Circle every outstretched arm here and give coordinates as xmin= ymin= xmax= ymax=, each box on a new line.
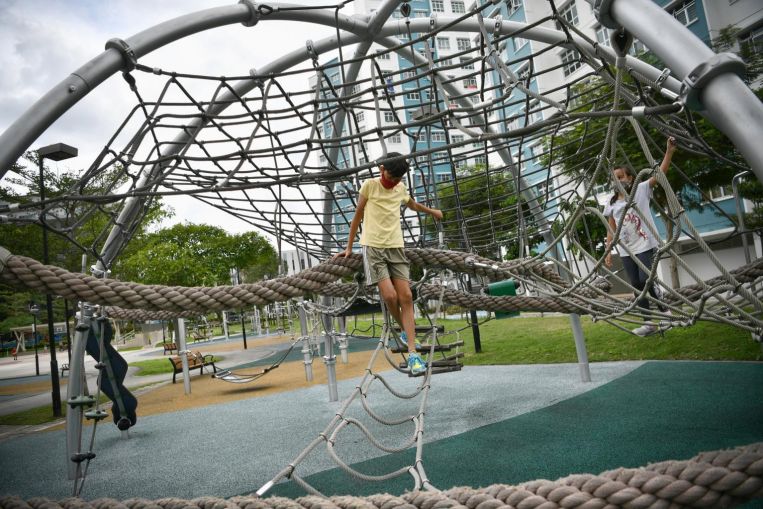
xmin=605 ymin=215 xmax=617 ymax=268
xmin=406 ymin=198 xmax=443 ymax=221
xmin=649 ymin=136 xmax=677 ymax=187
xmin=333 ymin=194 xmax=367 ymax=258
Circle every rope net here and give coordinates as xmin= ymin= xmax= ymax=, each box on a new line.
xmin=1 ymin=0 xmax=762 ymax=502
xmin=3 ymin=1 xmax=760 ymax=336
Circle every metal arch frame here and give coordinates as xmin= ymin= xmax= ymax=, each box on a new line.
xmin=0 ymin=0 xmax=756 ymax=482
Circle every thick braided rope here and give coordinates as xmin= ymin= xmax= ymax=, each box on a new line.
xmin=1 ymin=443 xmax=760 ymax=509
xmin=1 ymin=247 xmax=760 ymax=317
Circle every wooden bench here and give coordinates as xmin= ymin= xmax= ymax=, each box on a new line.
xmin=190 ymin=329 xmax=211 ymax=343
xmin=162 ymin=342 xmax=177 ymax=355
xmin=168 ymin=351 xmax=217 ymax=383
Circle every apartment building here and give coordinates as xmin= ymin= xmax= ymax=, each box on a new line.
xmin=315 ymin=0 xmax=761 ymax=284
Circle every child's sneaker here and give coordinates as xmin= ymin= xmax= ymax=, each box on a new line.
xmin=633 ymin=323 xmax=658 ymax=336
xmin=407 ymin=352 xmax=427 ymax=374
xmin=400 ymin=331 xmax=421 ymax=350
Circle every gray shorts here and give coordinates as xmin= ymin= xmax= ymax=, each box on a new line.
xmin=362 ymin=246 xmax=410 ymax=285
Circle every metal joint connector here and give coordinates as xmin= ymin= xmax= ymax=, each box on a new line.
xmin=238 ymin=0 xmax=260 ymax=27
xmin=632 ymin=105 xmax=646 ymax=118
xmin=680 ymin=52 xmax=746 ymax=111
xmin=105 ymin=38 xmax=137 ymax=72
xmin=593 ymin=0 xmax=619 ymax=29
xmin=493 ymin=16 xmax=502 ymax=36
xmin=655 ymin=68 xmax=671 ymax=88
xmin=429 ymin=13 xmax=436 ymax=31
xmin=305 ymin=40 xmax=319 ymax=62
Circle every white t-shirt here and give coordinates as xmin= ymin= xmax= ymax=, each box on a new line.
xmin=604 ymin=180 xmax=660 ymax=257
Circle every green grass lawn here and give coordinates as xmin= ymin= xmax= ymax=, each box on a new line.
xmin=0 ymin=393 xmax=112 ymax=426
xmin=346 ymin=314 xmax=762 ymax=364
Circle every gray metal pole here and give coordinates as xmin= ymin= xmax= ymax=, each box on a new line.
xmin=322 ymin=313 xmax=338 ymax=402
xmin=65 ymin=303 xmax=92 ymax=480
xmin=569 ymin=313 xmax=591 ymax=383
xmin=298 ymin=303 xmax=313 ymax=381
xmin=174 ymin=318 xmax=191 ymax=395
xmin=733 ymin=171 xmax=753 ymax=265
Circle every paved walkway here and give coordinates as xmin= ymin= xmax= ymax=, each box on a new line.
xmin=0 ymin=332 xmax=286 ymax=423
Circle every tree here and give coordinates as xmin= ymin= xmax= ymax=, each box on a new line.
xmin=113 ymin=223 xmax=278 ymax=287
xmin=430 ymin=165 xmax=544 ymax=261
xmin=0 ymin=151 xmax=171 ymax=332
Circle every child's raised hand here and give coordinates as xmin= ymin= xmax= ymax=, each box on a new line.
xmin=431 ymin=209 xmax=443 ymax=221
xmin=666 ymin=136 xmax=677 ymax=153
xmin=333 ymin=248 xmax=351 ymax=259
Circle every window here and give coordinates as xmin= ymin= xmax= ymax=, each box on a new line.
xmin=529 ymin=143 xmax=543 ymax=160
xmin=672 ymin=1 xmax=697 ymax=27
xmin=388 ymin=132 xmax=402 ymax=143
xmin=432 ymin=0 xmax=445 ymax=12
xmin=436 ymin=172 xmax=453 ymax=182
xmin=512 ymin=37 xmax=528 ymax=52
xmin=457 ymin=38 xmax=471 ymax=51
xmin=431 ymin=131 xmax=446 ymax=142
xmin=440 ymin=57 xmax=453 ymax=67
xmin=463 ymin=77 xmax=478 ymax=88
xmin=707 ymin=185 xmax=733 ymax=201
xmin=516 ymin=62 xmax=530 ymax=81
xmin=528 ymin=101 xmax=543 ymax=123
xmin=406 ymin=91 xmax=420 ymax=100
xmin=474 ymin=155 xmax=487 ymax=166
xmin=414 ymin=9 xmax=428 ymax=18
xmin=460 ymin=57 xmax=474 ymax=70
xmin=739 ymin=26 xmax=763 ymax=55
xmin=355 ymin=111 xmax=365 ymax=122
xmin=451 ymin=134 xmax=464 ymax=143
xmin=629 ymin=39 xmax=647 ymax=55
xmin=595 ymin=25 xmax=611 ymax=47
xmin=436 ymin=37 xmax=450 ymax=50
xmin=451 ymin=1 xmax=465 ymax=13
xmin=453 ymin=158 xmax=466 ymax=170
xmin=560 ymin=48 xmax=582 ymax=76
xmin=358 ymin=155 xmax=368 ymax=165
xmin=555 ymin=2 xmax=579 ymax=30
xmin=506 ymin=0 xmax=521 ymax=15
xmin=376 ymin=49 xmax=391 ymax=60
xmin=384 ymin=111 xmax=395 ymax=122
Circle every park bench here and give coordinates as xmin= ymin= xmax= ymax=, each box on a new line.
xmin=162 ymin=342 xmax=177 ymax=355
xmin=190 ymin=329 xmax=211 ymax=343
xmin=168 ymin=351 xmax=217 ymax=383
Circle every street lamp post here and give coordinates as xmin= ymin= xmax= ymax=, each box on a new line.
xmin=29 ymin=302 xmax=40 ymax=375
xmin=37 ymin=142 xmax=77 ymax=418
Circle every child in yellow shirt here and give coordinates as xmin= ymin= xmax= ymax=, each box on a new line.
xmin=335 ymin=152 xmax=443 ymax=374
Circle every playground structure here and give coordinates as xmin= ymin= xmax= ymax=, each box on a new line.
xmin=0 ymin=0 xmax=762 ymax=504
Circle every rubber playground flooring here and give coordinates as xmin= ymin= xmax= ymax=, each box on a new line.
xmin=0 ymin=357 xmax=760 ymax=505
xmin=267 ymin=361 xmax=763 ymax=504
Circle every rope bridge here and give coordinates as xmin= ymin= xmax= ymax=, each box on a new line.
xmin=2 ymin=246 xmax=761 ymax=333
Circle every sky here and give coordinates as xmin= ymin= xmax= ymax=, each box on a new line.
xmin=0 ymin=0 xmax=343 ymax=243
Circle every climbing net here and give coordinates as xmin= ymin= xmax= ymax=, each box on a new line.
xmin=2 ymin=0 xmax=760 ymax=337
xmin=0 ymin=1 xmax=762 ymax=500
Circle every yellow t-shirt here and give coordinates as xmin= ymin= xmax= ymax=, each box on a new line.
xmin=359 ymin=178 xmax=411 ymax=248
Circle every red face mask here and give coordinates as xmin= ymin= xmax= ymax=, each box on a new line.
xmin=380 ymin=173 xmax=399 ymax=189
